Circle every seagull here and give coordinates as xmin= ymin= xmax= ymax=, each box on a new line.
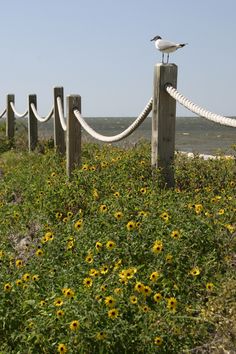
xmin=150 ymin=35 xmax=187 ymax=64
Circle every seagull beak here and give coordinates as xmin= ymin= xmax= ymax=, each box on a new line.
xmin=150 ymin=38 xmax=155 ymax=41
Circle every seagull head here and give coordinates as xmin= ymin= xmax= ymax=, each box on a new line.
xmin=150 ymin=35 xmax=162 ymax=42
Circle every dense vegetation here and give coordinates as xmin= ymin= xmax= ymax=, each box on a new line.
xmin=0 ymin=132 xmax=235 ymax=353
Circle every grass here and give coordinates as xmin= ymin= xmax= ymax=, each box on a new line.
xmin=0 ymin=133 xmax=235 ymax=354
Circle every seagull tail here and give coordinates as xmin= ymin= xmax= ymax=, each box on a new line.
xmin=178 ymin=43 xmax=188 ymax=48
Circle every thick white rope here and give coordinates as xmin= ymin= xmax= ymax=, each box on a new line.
xmin=30 ymin=103 xmax=54 ymax=122
xmin=56 ymin=97 xmax=67 ymax=131
xmin=10 ymin=102 xmax=28 ymax=118
xmin=166 ymin=85 xmax=236 ymax=128
xmin=0 ymin=108 xmax=6 ymax=118
xmin=73 ymin=98 xmax=153 ymax=143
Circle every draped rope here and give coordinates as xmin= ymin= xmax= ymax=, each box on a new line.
xmin=30 ymin=103 xmax=54 ymax=122
xmin=0 ymin=108 xmax=6 ymax=118
xmin=73 ymin=98 xmax=153 ymax=143
xmin=56 ymin=97 xmax=67 ymax=131
xmin=165 ymin=84 xmax=236 ymax=128
xmin=10 ymin=102 xmax=28 ymax=118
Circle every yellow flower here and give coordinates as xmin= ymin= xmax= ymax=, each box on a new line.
xmin=57 ymin=343 xmax=67 ymax=353
xmin=206 ymin=282 xmax=214 ymax=292
xmin=142 ymin=285 xmax=152 ymax=297
xmin=217 ymin=209 xmax=225 ymax=215
xmin=129 ymin=295 xmax=138 ymax=304
xmin=138 ymin=210 xmax=148 ymax=217
xmin=54 ymin=298 xmax=64 ymax=307
xmin=100 ymin=265 xmax=109 ymax=274
xmin=82 ymin=164 xmax=89 ymax=171
xmin=225 ymin=224 xmax=235 ymax=233
xmin=152 ymin=240 xmax=163 ymax=254
xmin=153 ymin=293 xmax=162 ymax=303
xmin=22 ymin=273 xmax=31 ymax=282
xmin=40 ymin=300 xmax=47 ymax=306
xmin=99 ymin=204 xmax=108 ymax=213
xmin=56 ymin=309 xmax=64 ymax=317
xmin=149 ymin=271 xmax=160 ymax=282
xmin=96 ymin=331 xmax=107 ymax=340
xmin=74 ymin=219 xmax=83 ymax=231
xmin=167 ymin=297 xmax=177 ymax=311
xmin=195 ymin=204 xmax=203 ymax=214
xmin=15 ymin=279 xmax=23 ymax=286
xmin=165 ymin=254 xmax=173 ymax=263
xmin=160 ymin=212 xmax=169 ymax=222
xmin=126 ymin=221 xmax=136 ymax=231
xmin=32 ymin=275 xmax=39 ymax=281
xmin=85 ymin=254 xmax=93 ymax=264
xmin=63 ymin=288 xmax=75 ymax=298
xmin=90 ymin=268 xmax=100 ymax=277
xmin=45 ymin=231 xmax=54 ymax=241
xmin=171 ymin=230 xmax=180 ymax=240
xmin=15 ymin=259 xmax=23 ymax=268
xmin=95 ymin=241 xmax=103 ymax=252
xmin=69 ymin=320 xmax=80 ymax=331
xmin=83 ymin=277 xmax=93 ymax=288
xmin=114 ymin=191 xmax=120 ymax=198
xmin=100 ymin=284 xmax=108 ymax=292
xmin=56 ymin=212 xmax=63 ymax=220
xmin=104 ymin=296 xmax=116 ymax=308
xmin=134 ymin=282 xmax=144 ymax=293
xmin=154 ymin=337 xmax=163 ymax=346
xmin=140 ymin=187 xmax=147 ymax=194
xmin=142 ymin=305 xmax=150 ymax=312
xmin=106 ymin=240 xmax=116 ymax=250
xmin=4 ymin=283 xmax=12 ymax=292
xmin=190 ymin=267 xmax=201 ymax=276
xmin=108 ymin=308 xmax=119 ymax=319
xmin=114 ymin=211 xmax=123 ymax=220
xmin=35 ymin=249 xmax=43 ymax=257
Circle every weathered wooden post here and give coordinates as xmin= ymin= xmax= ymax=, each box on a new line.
xmin=6 ymin=94 xmax=15 ymax=139
xmin=66 ymin=95 xmax=81 ymax=177
xmin=152 ymin=63 xmax=177 ymax=188
xmin=28 ymin=95 xmax=38 ymax=151
xmin=54 ymin=87 xmax=66 ymax=154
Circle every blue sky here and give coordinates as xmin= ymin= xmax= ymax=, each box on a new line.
xmin=0 ymin=0 xmax=236 ymax=117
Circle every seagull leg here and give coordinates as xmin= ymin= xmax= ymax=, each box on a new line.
xmin=162 ymin=53 xmax=164 ymax=64
xmin=167 ymin=53 xmax=169 ymax=63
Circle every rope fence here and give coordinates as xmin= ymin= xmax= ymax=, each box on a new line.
xmin=74 ymin=98 xmax=153 ymax=143
xmin=165 ymin=84 xmax=236 ymax=128
xmin=0 ymin=108 xmax=6 ymax=118
xmin=30 ymin=103 xmax=54 ymax=123
xmin=10 ymin=102 xmax=28 ymax=118
xmin=0 ymin=63 xmax=235 ymax=185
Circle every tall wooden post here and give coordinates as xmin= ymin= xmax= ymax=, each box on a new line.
xmin=28 ymin=95 xmax=38 ymax=151
xmin=152 ymin=64 xmax=177 ymax=188
xmin=54 ymin=87 xmax=66 ymax=154
xmin=6 ymin=94 xmax=15 ymax=139
xmin=66 ymin=95 xmax=81 ymax=177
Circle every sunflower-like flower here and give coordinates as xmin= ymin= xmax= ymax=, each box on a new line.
xmin=108 ymin=308 xmax=119 ymax=319
xmin=69 ymin=320 xmax=80 ymax=331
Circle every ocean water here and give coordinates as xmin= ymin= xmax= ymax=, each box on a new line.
xmin=78 ymin=116 xmax=236 ymax=154
xmin=13 ymin=116 xmax=236 ymax=155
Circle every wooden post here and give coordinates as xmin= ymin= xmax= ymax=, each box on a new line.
xmin=6 ymin=94 xmax=15 ymax=139
xmin=54 ymin=87 xmax=66 ymax=154
xmin=66 ymin=95 xmax=81 ymax=177
xmin=152 ymin=63 xmax=177 ymax=188
xmin=28 ymin=95 xmax=38 ymax=151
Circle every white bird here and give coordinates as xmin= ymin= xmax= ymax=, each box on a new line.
xmin=150 ymin=35 xmax=187 ymax=64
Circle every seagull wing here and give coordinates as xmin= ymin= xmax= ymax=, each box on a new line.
xmin=157 ymin=39 xmax=178 ymax=51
